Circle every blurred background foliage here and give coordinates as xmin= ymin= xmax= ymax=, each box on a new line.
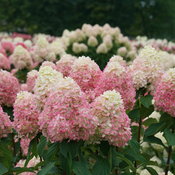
xmin=0 ymin=0 xmax=175 ymax=39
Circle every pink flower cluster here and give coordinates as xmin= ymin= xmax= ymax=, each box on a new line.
xmin=0 ymin=106 xmax=12 ymax=138
xmin=56 ymin=54 xmax=77 ymax=77
xmin=13 ymin=91 xmax=40 ymax=137
xmin=95 ymin=56 xmax=136 ymax=110
xmin=91 ymin=90 xmax=131 ymax=147
xmin=39 ymin=77 xmax=98 ymax=142
xmin=0 ymin=70 xmax=20 ymax=106
xmin=154 ymin=68 xmax=175 ymax=117
xmin=0 ymin=53 xmax=10 ymax=70
xmin=70 ymin=56 xmax=102 ymax=101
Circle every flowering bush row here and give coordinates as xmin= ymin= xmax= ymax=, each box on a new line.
xmin=0 ymin=25 xmax=175 ymax=175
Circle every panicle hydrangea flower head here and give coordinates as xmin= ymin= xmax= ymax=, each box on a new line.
xmin=117 ymin=47 xmax=127 ymax=57
xmin=91 ymin=90 xmax=131 ymax=147
xmin=0 ymin=53 xmax=10 ymax=70
xmin=15 ymin=156 xmax=40 ymax=175
xmin=130 ymin=46 xmax=164 ymax=90
xmin=38 ymin=77 xmax=88 ymax=137
xmin=56 ymin=54 xmax=77 ymax=77
xmin=109 ymin=55 xmax=126 ymax=66
xmin=10 ymin=45 xmax=33 ymax=70
xmin=1 ymin=40 xmax=14 ymax=54
xmin=67 ymin=107 xmax=98 ymax=141
xmin=49 ymin=39 xmax=66 ymax=56
xmin=70 ymin=56 xmax=102 ymax=101
xmin=154 ymin=68 xmax=175 ymax=117
xmin=87 ymin=36 xmax=98 ymax=47
xmin=0 ymin=106 xmax=12 ymax=138
xmin=40 ymin=61 xmax=57 ymax=70
xmin=95 ymin=60 xmax=136 ymax=110
xmin=13 ymin=91 xmax=40 ymax=137
xmin=26 ymin=70 xmax=39 ymax=92
xmin=0 ymin=70 xmax=20 ymax=106
xmin=32 ymin=36 xmax=56 ymax=63
xmin=34 ymin=66 xmax=63 ymax=106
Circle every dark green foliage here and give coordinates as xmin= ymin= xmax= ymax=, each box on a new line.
xmin=0 ymin=0 xmax=175 ymax=39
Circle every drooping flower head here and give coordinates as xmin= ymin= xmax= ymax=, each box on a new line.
xmin=95 ymin=58 xmax=136 ymax=110
xmin=154 ymin=68 xmax=175 ymax=117
xmin=0 ymin=70 xmax=20 ymax=106
xmin=13 ymin=91 xmax=40 ymax=137
xmin=0 ymin=106 xmax=12 ymax=138
xmin=91 ymin=90 xmax=131 ymax=147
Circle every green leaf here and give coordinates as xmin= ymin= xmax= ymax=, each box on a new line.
xmin=144 ymin=122 xmax=165 ymax=137
xmin=115 ymin=153 xmax=135 ymax=172
xmin=127 ymin=140 xmax=147 ymax=163
xmin=140 ymin=95 xmax=153 ymax=108
xmin=143 ymin=118 xmax=157 ymax=127
xmin=163 ymin=129 xmax=175 ymax=146
xmin=143 ymin=136 xmax=164 ymax=146
xmin=11 ymin=167 xmax=35 ymax=174
xmin=146 ymin=167 xmax=158 ymax=175
xmin=99 ymin=141 xmax=110 ymax=156
xmin=0 ymin=163 xmax=8 ymax=175
xmin=73 ymin=159 xmax=91 ymax=175
xmin=60 ymin=140 xmax=83 ymax=158
xmin=128 ymin=109 xmax=140 ymax=122
xmin=92 ymin=157 xmax=110 ymax=175
xmin=45 ymin=142 xmax=59 ymax=160
xmin=37 ymin=136 xmax=47 ymax=157
xmin=37 ymin=162 xmax=55 ymax=175
xmin=140 ymin=105 xmax=154 ymax=118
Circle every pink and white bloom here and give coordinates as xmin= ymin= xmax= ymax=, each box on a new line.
xmin=13 ymin=91 xmax=40 ymax=137
xmin=91 ymin=90 xmax=131 ymax=147
xmin=0 ymin=70 xmax=20 ymax=106
xmin=154 ymin=68 xmax=175 ymax=117
xmin=0 ymin=106 xmax=12 ymax=138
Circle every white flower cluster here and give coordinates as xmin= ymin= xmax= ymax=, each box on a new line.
xmin=34 ymin=66 xmax=63 ymax=106
xmin=61 ymin=24 xmax=136 ymax=60
xmin=10 ymin=45 xmax=33 ymax=70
